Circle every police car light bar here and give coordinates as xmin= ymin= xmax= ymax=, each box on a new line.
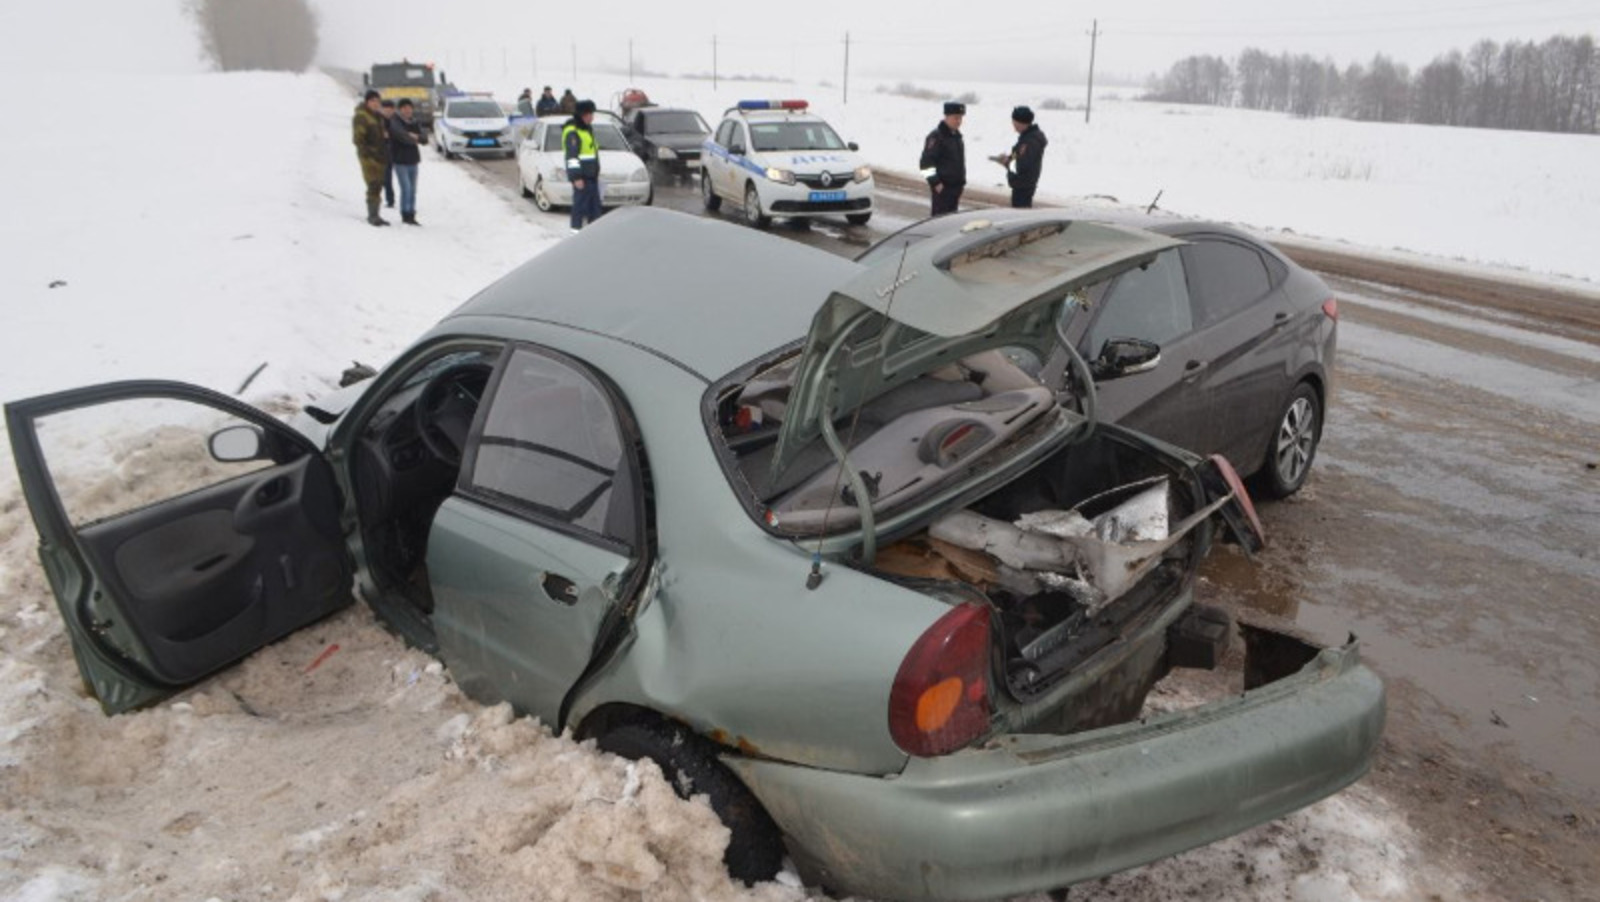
xmin=737 ymin=99 xmax=808 ymax=111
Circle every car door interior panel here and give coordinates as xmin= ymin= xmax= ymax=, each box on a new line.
xmin=73 ymin=453 xmax=348 ymax=685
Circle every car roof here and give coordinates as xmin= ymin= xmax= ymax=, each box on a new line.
xmin=446 ymin=208 xmax=862 ymax=381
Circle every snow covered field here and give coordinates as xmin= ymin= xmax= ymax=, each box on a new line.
xmin=465 ymin=68 xmax=1600 ymax=287
xmin=0 ymin=6 xmax=1526 ymax=900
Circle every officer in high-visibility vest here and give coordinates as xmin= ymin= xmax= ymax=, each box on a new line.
xmin=563 ymin=99 xmax=601 ymax=232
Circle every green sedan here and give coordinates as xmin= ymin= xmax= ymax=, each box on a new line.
xmin=6 ymin=207 xmax=1383 ymax=901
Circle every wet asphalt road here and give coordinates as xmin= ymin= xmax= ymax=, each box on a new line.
xmin=451 ymin=153 xmax=1600 ymax=893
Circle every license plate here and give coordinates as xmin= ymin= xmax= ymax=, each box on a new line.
xmin=808 ymin=190 xmax=846 ymax=202
xmin=468 ymin=138 xmax=496 ymax=147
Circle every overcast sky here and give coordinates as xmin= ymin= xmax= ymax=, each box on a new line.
xmin=313 ymin=0 xmax=1600 ymax=85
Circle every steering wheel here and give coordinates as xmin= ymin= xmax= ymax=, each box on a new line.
xmin=414 ymin=363 xmax=492 ymax=466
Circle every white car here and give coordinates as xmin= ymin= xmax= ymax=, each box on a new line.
xmin=433 ymin=94 xmax=514 ymax=159
xmin=701 ymin=100 xmax=874 ymax=229
xmin=515 ymin=116 xmax=653 ymax=213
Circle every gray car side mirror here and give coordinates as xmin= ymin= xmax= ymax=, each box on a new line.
xmin=209 ymin=424 xmax=270 ymax=463
xmin=1092 ymin=338 xmax=1162 ymax=380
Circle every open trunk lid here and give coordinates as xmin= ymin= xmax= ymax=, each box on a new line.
xmin=768 ymin=219 xmax=1184 ymax=485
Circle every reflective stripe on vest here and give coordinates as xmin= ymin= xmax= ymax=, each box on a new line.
xmin=562 ymin=124 xmax=598 ymax=169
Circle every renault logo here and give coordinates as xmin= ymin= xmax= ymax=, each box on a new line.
xmin=819 ymin=171 xmax=833 ymax=187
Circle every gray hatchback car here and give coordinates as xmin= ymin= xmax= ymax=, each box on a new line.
xmin=8 ymin=208 xmax=1382 ymax=901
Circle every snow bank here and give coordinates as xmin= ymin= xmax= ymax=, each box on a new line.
xmin=465 ymin=67 xmax=1599 ymax=285
xmin=0 ymin=57 xmax=1467 ymax=901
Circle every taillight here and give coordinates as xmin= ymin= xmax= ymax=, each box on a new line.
xmin=1321 ymin=297 xmax=1339 ymax=321
xmin=889 ymin=602 xmax=993 ymax=756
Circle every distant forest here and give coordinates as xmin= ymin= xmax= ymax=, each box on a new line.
xmin=1148 ymin=33 xmax=1598 ymax=135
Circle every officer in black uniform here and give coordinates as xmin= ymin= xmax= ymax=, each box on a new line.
xmin=1003 ymin=105 xmax=1048 ymax=208
xmin=919 ymin=101 xmax=966 ymax=216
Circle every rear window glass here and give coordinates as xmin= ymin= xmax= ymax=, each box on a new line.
xmin=643 ymin=111 xmax=709 ymax=135
xmin=1085 ymin=249 xmax=1194 ymax=351
xmin=1183 ymin=239 xmax=1273 ymax=325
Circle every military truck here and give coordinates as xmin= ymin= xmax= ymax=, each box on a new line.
xmin=363 ymin=61 xmax=442 ymax=130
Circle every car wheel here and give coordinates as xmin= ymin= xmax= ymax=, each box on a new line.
xmin=744 ymin=183 xmax=772 ymax=230
xmin=1261 ymin=382 xmax=1321 ymax=498
xmin=846 ymin=212 xmax=872 ymax=226
xmin=702 ymin=172 xmax=721 ymax=212
xmin=518 ymin=169 xmax=533 ymax=199
xmin=533 ymin=178 xmax=554 ymax=213
xmin=596 ymin=719 xmax=784 ymax=885
xmin=644 ymin=184 xmax=654 ymax=206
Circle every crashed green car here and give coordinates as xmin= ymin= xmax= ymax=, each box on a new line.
xmin=7 ymin=208 xmax=1384 ymax=901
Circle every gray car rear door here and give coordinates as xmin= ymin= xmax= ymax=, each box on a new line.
xmin=426 ymin=345 xmax=649 ymax=729
xmin=5 ymin=382 xmax=351 ymax=714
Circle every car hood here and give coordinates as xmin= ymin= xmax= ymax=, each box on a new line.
xmin=652 ymin=133 xmax=709 ymax=152
xmin=756 ymin=150 xmax=861 ymax=172
xmin=535 ymin=149 xmax=643 ymax=174
xmin=768 ymin=218 xmax=1185 ymax=484
xmin=444 ymin=117 xmax=509 ymax=130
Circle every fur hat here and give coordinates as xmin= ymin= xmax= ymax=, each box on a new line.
xmin=1012 ymin=105 xmax=1035 ymax=124
xmin=575 ymin=99 xmax=597 ymax=115
xmin=943 ymin=101 xmax=966 ymax=116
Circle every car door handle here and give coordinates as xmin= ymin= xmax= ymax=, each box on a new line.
xmin=1271 ymin=311 xmax=1291 ymax=329
xmin=540 ymin=572 xmax=580 ymax=606
xmin=1182 ymin=359 xmax=1208 ymax=382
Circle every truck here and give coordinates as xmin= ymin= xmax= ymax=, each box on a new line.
xmin=363 ymin=60 xmax=443 ymax=131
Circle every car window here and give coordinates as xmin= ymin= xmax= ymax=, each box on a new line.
xmin=466 ymin=348 xmax=634 ymax=545
xmin=714 ymin=120 xmax=735 ymax=147
xmin=1182 ymin=238 xmax=1274 ymax=325
xmin=543 ymin=126 xmax=562 ymax=152
xmin=749 ymin=121 xmax=845 ymax=151
xmin=591 ymin=124 xmax=632 ymax=151
xmin=1084 ymin=249 xmax=1194 ymax=353
xmin=643 ymin=111 xmax=709 ymax=135
xmin=449 ymin=101 xmax=503 ymax=118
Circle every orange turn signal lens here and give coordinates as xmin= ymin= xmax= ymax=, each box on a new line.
xmin=915 ymin=677 xmax=964 ymax=732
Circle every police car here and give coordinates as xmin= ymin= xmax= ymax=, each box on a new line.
xmin=432 ymin=93 xmax=515 ymax=160
xmin=701 ymin=100 xmax=873 ymax=229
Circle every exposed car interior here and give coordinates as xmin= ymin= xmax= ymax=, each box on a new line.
xmin=349 ymin=348 xmax=498 ymax=613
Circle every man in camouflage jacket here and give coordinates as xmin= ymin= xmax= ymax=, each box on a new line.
xmin=352 ymin=90 xmax=392 ymax=226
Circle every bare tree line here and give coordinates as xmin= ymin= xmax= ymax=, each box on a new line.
xmin=186 ymin=0 xmax=319 ymax=72
xmin=1149 ymin=33 xmax=1599 ymax=135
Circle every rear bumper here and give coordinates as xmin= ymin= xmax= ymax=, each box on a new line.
xmin=724 ymin=633 xmax=1384 ymax=901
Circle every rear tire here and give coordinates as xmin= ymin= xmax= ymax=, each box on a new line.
xmin=702 ymin=172 xmax=721 ymax=211
xmin=744 ymin=183 xmax=772 ymax=230
xmin=596 ymin=719 xmax=784 ymax=885
xmin=846 ymin=212 xmax=872 ymax=226
xmin=533 ymin=178 xmax=554 ymax=213
xmin=1260 ymin=382 xmax=1321 ymax=498
xmin=519 ymin=169 xmax=533 ymax=198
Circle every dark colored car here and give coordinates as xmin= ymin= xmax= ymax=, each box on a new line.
xmin=859 ymin=209 xmax=1338 ymax=498
xmin=622 ymin=106 xmax=713 ymax=180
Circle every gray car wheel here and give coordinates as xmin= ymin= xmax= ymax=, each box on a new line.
xmin=1262 ymin=382 xmax=1321 ymax=498
xmin=743 ymin=183 xmax=772 ymax=230
xmin=519 ymin=168 xmax=533 ymax=199
xmin=533 ymin=178 xmax=554 ymax=213
xmin=702 ymin=172 xmax=721 ymax=211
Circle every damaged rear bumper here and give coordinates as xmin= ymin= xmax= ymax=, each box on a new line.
xmin=723 ymin=631 xmax=1384 ymax=902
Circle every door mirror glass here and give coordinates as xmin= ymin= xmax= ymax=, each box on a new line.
xmin=209 ymin=424 xmax=268 ymax=462
xmin=729 ymin=141 xmax=745 ymax=155
xmin=1093 ymin=338 xmax=1162 ymax=380
xmin=847 ymin=141 xmax=860 ymax=151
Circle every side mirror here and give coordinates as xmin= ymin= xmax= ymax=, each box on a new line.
xmin=1091 ymin=338 xmax=1162 ymax=380
xmin=729 ymin=141 xmax=745 ymax=155
xmin=847 ymin=141 xmax=860 ymax=151
xmin=362 ymin=73 xmax=370 ymax=86
xmin=209 ymin=424 xmax=269 ymax=463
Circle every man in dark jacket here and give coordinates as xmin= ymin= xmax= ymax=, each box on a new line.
xmin=536 ymin=86 xmax=560 ymax=116
xmin=390 ymin=99 xmax=424 ymax=225
xmin=379 ymin=99 xmax=398 ymax=209
xmin=558 ymin=89 xmax=578 ymax=115
xmin=919 ymin=101 xmax=966 ymax=216
xmin=563 ymin=99 xmax=601 ymax=232
xmin=352 ymin=90 xmax=391 ymax=226
xmin=1003 ymin=105 xmax=1048 ymax=208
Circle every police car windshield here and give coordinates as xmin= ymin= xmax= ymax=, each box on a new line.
xmin=643 ymin=111 xmax=710 ymax=135
xmin=449 ymin=101 xmax=503 ymax=118
xmin=749 ymin=121 xmax=845 ymax=152
xmin=543 ymin=124 xmax=632 ymax=152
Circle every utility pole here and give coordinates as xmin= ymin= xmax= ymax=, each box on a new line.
xmin=570 ymin=42 xmax=576 ymax=82
xmin=532 ymin=45 xmax=537 ymax=77
xmin=713 ymin=35 xmax=718 ymax=91
xmin=1085 ymin=19 xmax=1100 ymax=124
xmin=502 ymin=46 xmax=508 ymax=76
xmin=843 ymin=31 xmax=851 ymax=105
xmin=629 ymin=39 xmax=634 ymax=81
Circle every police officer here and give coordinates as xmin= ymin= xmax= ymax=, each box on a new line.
xmin=1003 ymin=105 xmax=1048 ymax=208
xmin=919 ymin=101 xmax=966 ymax=216
xmin=352 ymin=90 xmax=391 ymax=226
xmin=564 ymin=99 xmax=601 ymax=232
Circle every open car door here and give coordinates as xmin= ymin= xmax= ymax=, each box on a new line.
xmin=5 ymin=381 xmax=352 ymax=714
